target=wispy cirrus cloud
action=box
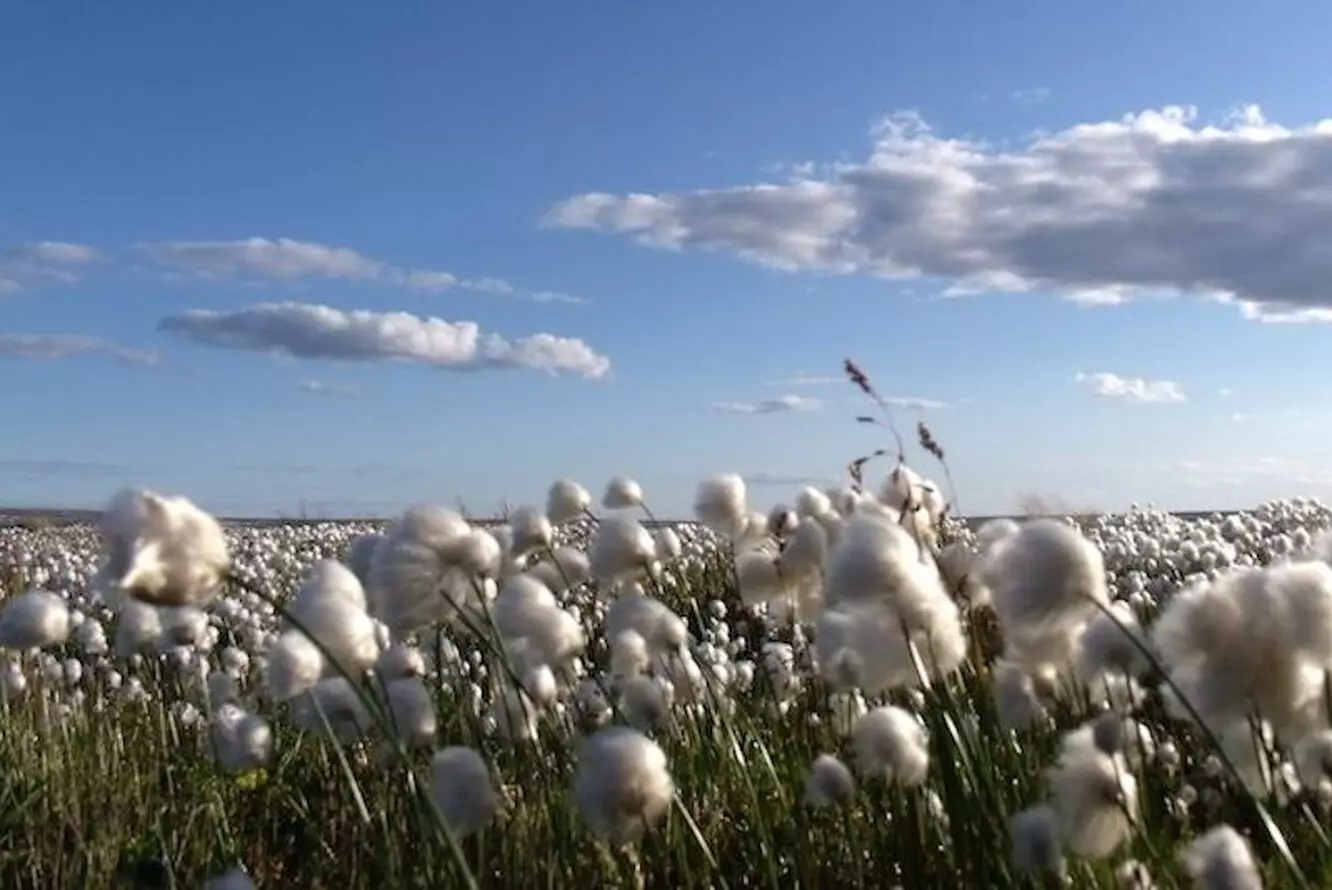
[545,105,1332,323]
[765,372,841,387]
[1075,372,1186,404]
[158,301,610,379]
[136,236,587,303]
[712,394,821,414]
[742,470,840,487]
[296,380,362,399]
[0,334,160,366]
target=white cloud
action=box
[297,380,362,398]
[1076,372,1186,403]
[138,237,584,303]
[0,241,101,291]
[712,394,821,414]
[883,396,952,410]
[766,372,841,387]
[0,333,159,366]
[157,301,610,379]
[1013,87,1052,105]
[546,105,1332,322]
[1169,456,1332,488]
[742,470,840,487]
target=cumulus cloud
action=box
[157,301,611,379]
[296,380,362,398]
[0,334,160,366]
[712,394,821,414]
[0,241,101,291]
[546,104,1332,322]
[1076,372,1186,403]
[138,237,584,302]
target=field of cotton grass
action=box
[4,365,1332,888]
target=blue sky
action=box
[5,1,1332,519]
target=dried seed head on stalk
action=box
[917,422,945,462]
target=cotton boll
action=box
[544,546,592,591]
[521,606,586,668]
[805,754,856,807]
[546,479,591,525]
[878,462,927,513]
[1267,560,1332,666]
[293,677,373,744]
[489,686,541,742]
[1009,806,1065,877]
[573,726,674,845]
[602,476,643,510]
[605,595,687,656]
[778,517,828,580]
[589,515,656,585]
[114,600,163,656]
[492,575,560,640]
[454,529,503,578]
[795,486,833,518]
[735,548,789,606]
[1077,601,1153,680]
[981,519,1109,663]
[0,589,71,650]
[264,630,326,702]
[851,706,930,786]
[610,629,650,678]
[430,747,499,839]
[211,704,273,773]
[976,518,1021,555]
[936,542,990,607]
[96,489,230,608]
[618,673,674,730]
[208,670,240,708]
[816,597,966,693]
[693,474,748,540]
[375,643,425,680]
[993,659,1049,731]
[158,605,209,649]
[507,506,553,559]
[282,594,379,680]
[345,533,383,587]
[1046,729,1139,859]
[1153,569,1319,735]
[654,528,682,563]
[823,513,948,627]
[1180,824,1262,890]
[767,505,798,539]
[367,505,472,637]
[386,676,437,747]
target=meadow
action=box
[1,368,1330,889]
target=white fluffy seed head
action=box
[981,518,1109,661]
[602,476,643,510]
[1046,728,1139,859]
[1180,824,1262,890]
[693,474,748,539]
[573,726,674,845]
[430,746,498,839]
[547,478,592,524]
[851,705,930,785]
[805,753,856,807]
[0,589,71,650]
[97,489,230,608]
